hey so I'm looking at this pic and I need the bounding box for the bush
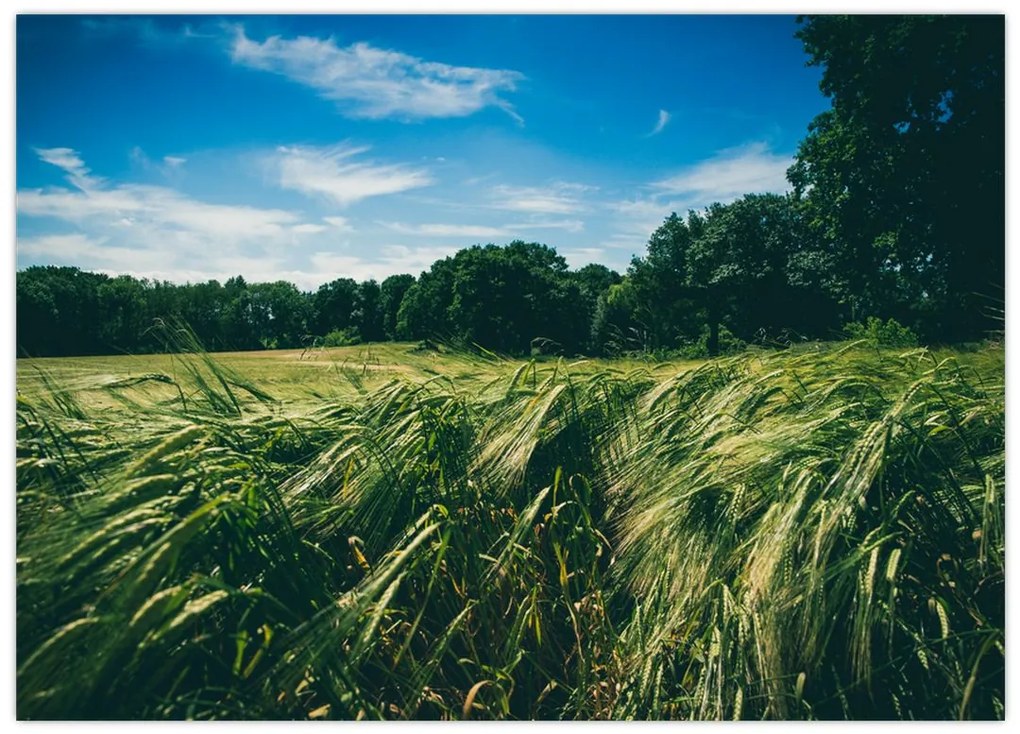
[323,327,361,347]
[844,317,919,347]
[672,324,747,359]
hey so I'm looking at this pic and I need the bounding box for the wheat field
[15,337,1004,720]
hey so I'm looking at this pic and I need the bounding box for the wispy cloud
[230,26,525,122]
[273,144,432,207]
[292,223,327,234]
[310,244,459,281]
[651,141,791,203]
[35,147,100,190]
[561,247,607,268]
[380,221,510,238]
[608,142,793,241]
[130,146,188,176]
[513,219,585,234]
[323,215,353,231]
[20,183,302,242]
[489,182,594,215]
[18,146,326,283]
[647,109,671,137]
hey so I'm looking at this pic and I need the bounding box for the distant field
[16,342,684,414]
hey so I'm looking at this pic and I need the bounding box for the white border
[3,2,1013,731]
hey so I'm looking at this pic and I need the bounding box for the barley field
[15,339,1004,720]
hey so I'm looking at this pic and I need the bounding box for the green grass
[15,340,1004,720]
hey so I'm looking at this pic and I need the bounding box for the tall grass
[16,341,1004,719]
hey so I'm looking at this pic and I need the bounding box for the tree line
[16,15,1003,359]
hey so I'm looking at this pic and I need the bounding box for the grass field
[15,339,1004,720]
[16,341,673,414]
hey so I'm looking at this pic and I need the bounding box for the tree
[626,212,707,350]
[590,278,644,355]
[312,278,359,337]
[16,266,108,356]
[253,281,311,349]
[789,14,1004,340]
[395,241,589,355]
[687,193,837,348]
[570,264,621,352]
[354,280,384,343]
[98,275,148,352]
[380,274,415,341]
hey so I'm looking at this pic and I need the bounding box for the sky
[16,14,830,290]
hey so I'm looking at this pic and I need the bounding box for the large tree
[788,14,1004,340]
[396,241,590,354]
[625,211,708,350]
[379,274,416,341]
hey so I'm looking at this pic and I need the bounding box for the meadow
[15,338,1004,720]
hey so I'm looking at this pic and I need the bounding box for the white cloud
[19,233,168,271]
[230,26,524,121]
[323,216,353,231]
[648,109,671,137]
[561,247,607,269]
[310,244,457,282]
[35,146,100,190]
[19,182,302,243]
[292,223,327,234]
[273,144,432,207]
[18,147,327,285]
[652,141,791,203]
[607,142,793,245]
[513,219,585,234]
[489,182,594,215]
[380,221,509,238]
[131,146,188,176]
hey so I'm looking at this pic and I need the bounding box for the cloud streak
[273,144,433,207]
[608,141,794,245]
[647,109,671,136]
[651,141,791,203]
[35,147,101,190]
[18,146,329,285]
[489,182,593,215]
[230,26,525,122]
[380,222,510,238]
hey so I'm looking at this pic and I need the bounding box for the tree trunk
[707,295,720,357]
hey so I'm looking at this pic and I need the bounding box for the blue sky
[16,14,829,289]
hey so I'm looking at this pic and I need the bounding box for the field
[15,340,1005,720]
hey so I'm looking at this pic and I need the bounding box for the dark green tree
[570,263,622,352]
[789,14,1004,340]
[626,211,708,350]
[396,241,589,354]
[687,193,837,348]
[312,278,360,337]
[379,274,416,341]
[354,279,384,343]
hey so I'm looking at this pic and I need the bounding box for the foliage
[789,15,1004,341]
[619,196,838,356]
[844,317,919,348]
[380,274,417,341]
[322,327,362,347]
[396,241,592,355]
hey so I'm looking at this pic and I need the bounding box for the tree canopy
[788,14,1004,341]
